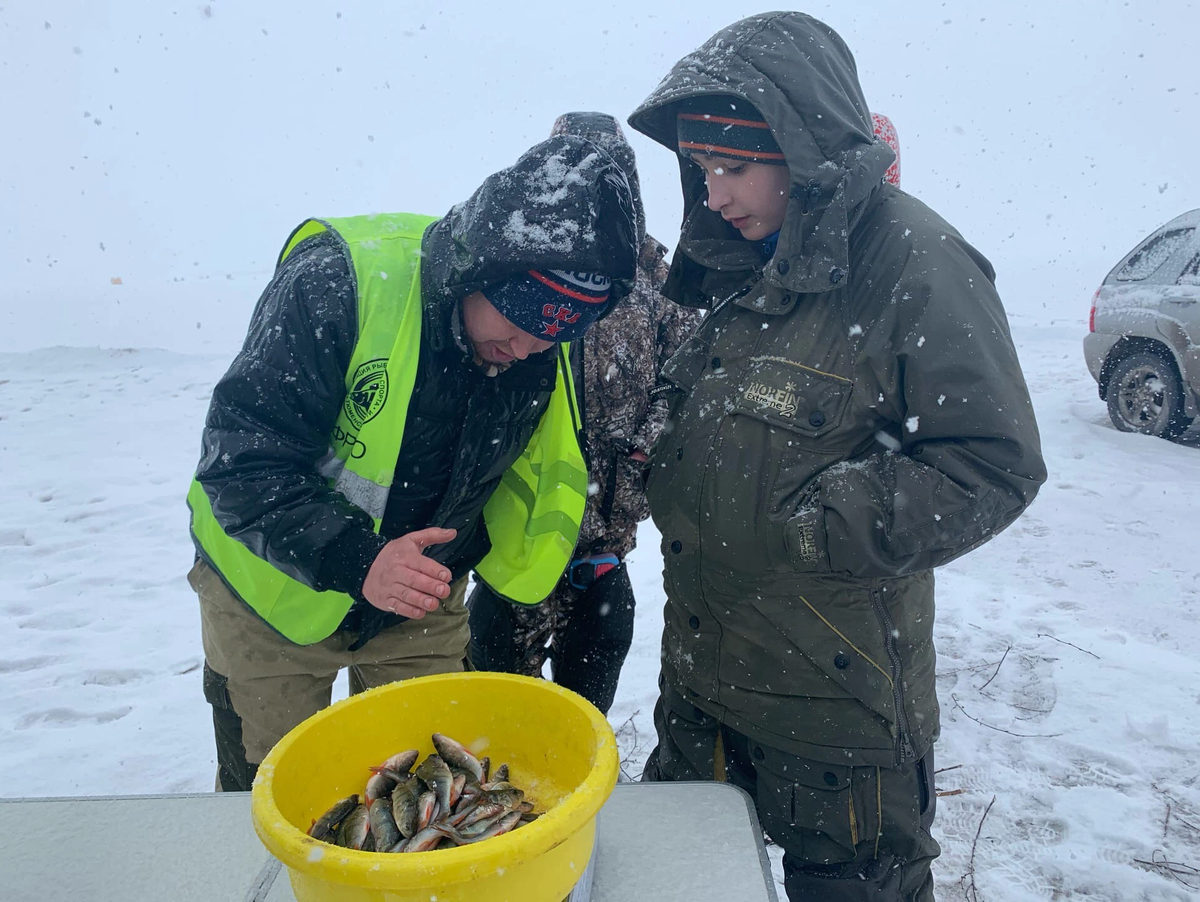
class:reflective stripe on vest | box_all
[187,213,586,644]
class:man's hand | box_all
[362,527,457,620]
[630,449,649,463]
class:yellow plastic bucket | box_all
[250,672,618,902]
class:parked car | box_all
[1084,208,1200,439]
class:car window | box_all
[1180,253,1200,287]
[1115,227,1196,281]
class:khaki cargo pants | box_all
[189,558,470,791]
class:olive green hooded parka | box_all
[628,12,1047,768]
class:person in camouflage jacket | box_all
[468,113,702,715]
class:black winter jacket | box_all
[193,136,638,646]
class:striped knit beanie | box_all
[676,95,786,165]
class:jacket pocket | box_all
[733,355,852,437]
[745,590,899,729]
[755,750,876,862]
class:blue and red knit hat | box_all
[482,269,612,342]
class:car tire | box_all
[1105,349,1194,439]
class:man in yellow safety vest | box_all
[186,135,638,791]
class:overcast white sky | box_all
[4,1,1198,350]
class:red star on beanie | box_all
[482,269,612,342]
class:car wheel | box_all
[1105,349,1194,439]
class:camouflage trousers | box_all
[643,678,940,902]
[467,561,636,715]
[189,558,469,792]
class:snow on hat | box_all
[676,95,786,165]
[551,111,646,243]
[482,269,612,342]
[551,111,631,166]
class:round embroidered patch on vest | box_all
[344,358,389,429]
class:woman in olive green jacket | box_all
[628,13,1046,901]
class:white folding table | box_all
[2,781,778,901]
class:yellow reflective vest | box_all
[187,213,587,645]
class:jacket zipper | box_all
[871,585,917,765]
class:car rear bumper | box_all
[1083,332,1121,383]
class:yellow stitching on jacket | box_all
[797,595,894,687]
[713,730,728,782]
[848,784,859,846]
[748,355,853,383]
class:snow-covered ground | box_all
[4,324,1200,900]
[4,2,1200,900]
